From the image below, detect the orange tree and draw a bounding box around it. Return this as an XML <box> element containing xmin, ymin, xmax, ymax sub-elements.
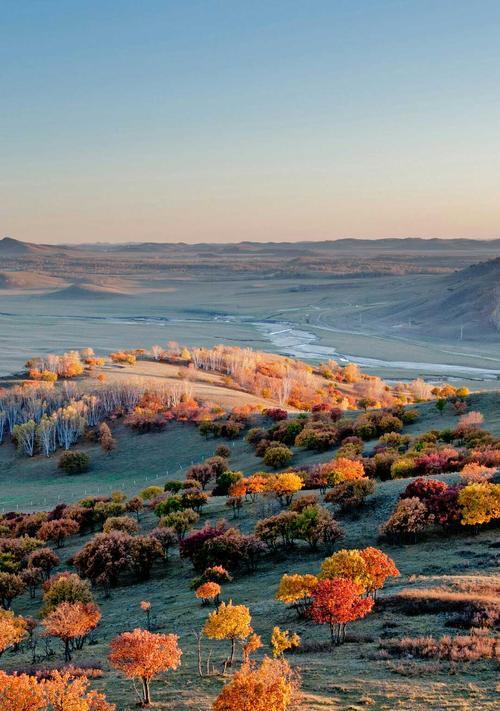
<box><xmin>195</xmin><ymin>582</ymin><xmax>221</xmax><ymax>606</ymax></box>
<box><xmin>109</xmin><ymin>628</ymin><xmax>182</xmax><ymax>706</ymax></box>
<box><xmin>0</xmin><ymin>609</ymin><xmax>27</xmax><ymax>654</ymax></box>
<box><xmin>309</xmin><ymin>577</ymin><xmax>373</xmax><ymax>645</ymax></box>
<box><xmin>213</xmin><ymin>656</ymin><xmax>297</xmax><ymax>711</ymax></box>
<box><xmin>203</xmin><ymin>601</ymin><xmax>252</xmax><ymax>667</ymax></box>
<box><xmin>359</xmin><ymin>547</ymin><xmax>399</xmax><ymax>598</ymax></box>
<box><xmin>43</xmin><ymin>602</ymin><xmax>101</xmax><ymax>661</ymax></box>
<box><xmin>322</xmin><ymin>457</ymin><xmax>365</xmax><ymax>485</ymax></box>
<box><xmin>0</xmin><ymin>669</ymin><xmax>115</xmax><ymax>711</ymax></box>
<box><xmin>0</xmin><ymin>671</ymin><xmax>45</xmax><ymax>711</ymax></box>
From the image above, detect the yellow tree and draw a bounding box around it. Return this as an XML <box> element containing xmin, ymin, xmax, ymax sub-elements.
<box><xmin>269</xmin><ymin>473</ymin><xmax>303</xmax><ymax>506</ymax></box>
<box><xmin>319</xmin><ymin>549</ymin><xmax>371</xmax><ymax>592</ymax></box>
<box><xmin>271</xmin><ymin>627</ymin><xmax>300</xmax><ymax>658</ymax></box>
<box><xmin>203</xmin><ymin>601</ymin><xmax>252</xmax><ymax>667</ymax></box>
<box><xmin>275</xmin><ymin>573</ymin><xmax>318</xmax><ymax>617</ymax></box>
<box><xmin>109</xmin><ymin>628</ymin><xmax>182</xmax><ymax>706</ymax></box>
<box><xmin>0</xmin><ymin>609</ymin><xmax>27</xmax><ymax>654</ymax></box>
<box><xmin>458</xmin><ymin>482</ymin><xmax>500</xmax><ymax>527</ymax></box>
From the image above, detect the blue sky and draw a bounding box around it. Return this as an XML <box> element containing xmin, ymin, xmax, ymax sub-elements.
<box><xmin>1</xmin><ymin>0</ymin><xmax>499</xmax><ymax>243</ymax></box>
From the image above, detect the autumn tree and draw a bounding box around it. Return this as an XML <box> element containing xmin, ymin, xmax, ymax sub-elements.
<box><xmin>161</xmin><ymin>509</ymin><xmax>199</xmax><ymax>540</ymax></box>
<box><xmin>27</xmin><ymin>548</ymin><xmax>60</xmax><ymax>580</ymax></box>
<box><xmin>195</xmin><ymin>581</ymin><xmax>221</xmax><ymax>606</ymax></box>
<box><xmin>275</xmin><ymin>573</ymin><xmax>318</xmax><ymax>618</ymax></box>
<box><xmin>109</xmin><ymin>628</ymin><xmax>182</xmax><ymax>706</ymax></box>
<box><xmin>319</xmin><ymin>549</ymin><xmax>371</xmax><ymax>592</ymax></box>
<box><xmin>42</xmin><ymin>572</ymin><xmax>94</xmax><ymax>616</ymax></box>
<box><xmin>38</xmin><ymin>519</ymin><xmax>79</xmax><ymax>548</ymax></box>
<box><xmin>271</xmin><ymin>626</ymin><xmax>300</xmax><ymax>658</ymax></box>
<box><xmin>263</xmin><ymin>445</ymin><xmax>293</xmax><ymax>470</ymax></box>
<box><xmin>380</xmin><ymin>497</ymin><xmax>431</xmax><ymax>542</ymax></box>
<box><xmin>0</xmin><ymin>670</ymin><xmax>45</xmax><ymax>710</ymax></box>
<box><xmin>269</xmin><ymin>472</ymin><xmax>303</xmax><ymax>505</ymax></box>
<box><xmin>74</xmin><ymin>531</ymin><xmax>131</xmax><ymax>593</ymax></box>
<box><xmin>458</xmin><ymin>482</ymin><xmax>500</xmax><ymax>528</ymax></box>
<box><xmin>0</xmin><ymin>572</ymin><xmax>26</xmax><ymax>609</ymax></box>
<box><xmin>0</xmin><ymin>669</ymin><xmax>115</xmax><ymax>711</ymax></box>
<box><xmin>310</xmin><ymin>578</ymin><xmax>373</xmax><ymax>644</ymax></box>
<box><xmin>203</xmin><ymin>601</ymin><xmax>252</xmax><ymax>667</ymax></box>
<box><xmin>0</xmin><ymin>609</ymin><xmax>27</xmax><ymax>653</ymax></box>
<box><xmin>99</xmin><ymin>422</ymin><xmax>116</xmax><ymax>454</ymax></box>
<box><xmin>359</xmin><ymin>547</ymin><xmax>399</xmax><ymax>598</ymax></box>
<box><xmin>323</xmin><ymin>457</ymin><xmax>365</xmax><ymax>485</ymax></box>
<box><xmin>102</xmin><ymin>515</ymin><xmax>139</xmax><ymax>535</ymax></box>
<box><xmin>43</xmin><ymin>601</ymin><xmax>101</xmax><ymax>661</ymax></box>
<box><xmin>213</xmin><ymin>657</ymin><xmax>297</xmax><ymax>711</ymax></box>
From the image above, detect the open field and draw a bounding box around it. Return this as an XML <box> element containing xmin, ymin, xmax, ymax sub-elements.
<box><xmin>2</xmin><ymin>448</ymin><xmax>498</xmax><ymax>709</ymax></box>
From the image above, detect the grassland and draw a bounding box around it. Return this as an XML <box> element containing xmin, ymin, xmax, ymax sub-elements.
<box><xmin>0</xmin><ymin>390</ymin><xmax>498</xmax><ymax>710</ymax></box>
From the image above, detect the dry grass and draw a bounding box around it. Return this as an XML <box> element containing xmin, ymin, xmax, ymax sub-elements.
<box><xmin>381</xmin><ymin>632</ymin><xmax>499</xmax><ymax>661</ymax></box>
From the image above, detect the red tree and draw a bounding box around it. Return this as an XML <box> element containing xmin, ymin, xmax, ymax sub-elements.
<box><xmin>309</xmin><ymin>578</ymin><xmax>373</xmax><ymax>644</ymax></box>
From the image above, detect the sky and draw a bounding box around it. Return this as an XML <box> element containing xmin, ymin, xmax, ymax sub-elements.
<box><xmin>1</xmin><ymin>0</ymin><xmax>500</xmax><ymax>244</ymax></box>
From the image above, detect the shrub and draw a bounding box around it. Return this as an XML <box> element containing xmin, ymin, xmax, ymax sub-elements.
<box><xmin>27</xmin><ymin>548</ymin><xmax>60</xmax><ymax>580</ymax></box>
<box><xmin>160</xmin><ymin>509</ymin><xmax>199</xmax><ymax>540</ymax></box>
<box><xmin>0</xmin><ymin>572</ymin><xmax>26</xmax><ymax>608</ymax></box>
<box><xmin>294</xmin><ymin>506</ymin><xmax>344</xmax><ymax>551</ymax></box>
<box><xmin>154</xmin><ymin>495</ymin><xmax>183</xmax><ymax>517</ymax></box>
<box><xmin>128</xmin><ymin>536</ymin><xmax>163</xmax><ymax>581</ymax></box>
<box><xmin>42</xmin><ymin>572</ymin><xmax>93</xmax><ymax>616</ymax></box>
<box><xmin>380</xmin><ymin>497</ymin><xmax>431</xmax><ymax>542</ymax></box>
<box><xmin>103</xmin><ymin>515</ymin><xmax>139</xmax><ymax>535</ymax></box>
<box><xmin>38</xmin><ymin>519</ymin><xmax>80</xmax><ymax>548</ymax></box>
<box><xmin>164</xmin><ymin>480</ymin><xmax>184</xmax><ymax>493</ymax></box>
<box><xmin>58</xmin><ymin>451</ymin><xmax>90</xmax><ymax>475</ymax></box>
<box><xmin>213</xmin><ymin>470</ymin><xmax>243</xmax><ymax>496</ymax></box>
<box><xmin>458</xmin><ymin>482</ymin><xmax>500</xmax><ymax>527</ymax></box>
<box><xmin>213</xmin><ymin>656</ymin><xmax>297</xmax><ymax>711</ymax></box>
<box><xmin>289</xmin><ymin>494</ymin><xmax>319</xmax><ymax>512</ymax></box>
<box><xmin>74</xmin><ymin>531</ymin><xmax>132</xmax><ymax>592</ymax></box>
<box><xmin>149</xmin><ymin>527</ymin><xmax>177</xmax><ymax>560</ymax></box>
<box><xmin>139</xmin><ymin>485</ymin><xmax>163</xmax><ymax>501</ymax></box>
<box><xmin>325</xmin><ymin>478</ymin><xmax>375</xmax><ymax>511</ymax></box>
<box><xmin>380</xmin><ymin>633</ymin><xmax>499</xmax><ymax>661</ymax></box>
<box><xmin>263</xmin><ymin>445</ymin><xmax>293</xmax><ymax>469</ymax></box>
<box><xmin>390</xmin><ymin>457</ymin><xmax>417</xmax><ymax>479</ymax></box>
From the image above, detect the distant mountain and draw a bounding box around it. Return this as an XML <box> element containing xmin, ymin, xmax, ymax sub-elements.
<box><xmin>375</xmin><ymin>257</ymin><xmax>500</xmax><ymax>336</ymax></box>
<box><xmin>0</xmin><ymin>271</ymin><xmax>66</xmax><ymax>289</ymax></box>
<box><xmin>0</xmin><ymin>237</ymin><xmax>50</xmax><ymax>255</ymax></box>
<box><xmin>41</xmin><ymin>283</ymin><xmax>132</xmax><ymax>300</ymax></box>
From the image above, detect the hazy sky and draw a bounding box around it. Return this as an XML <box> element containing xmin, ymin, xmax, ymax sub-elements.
<box><xmin>2</xmin><ymin>1</ymin><xmax>500</xmax><ymax>244</ymax></box>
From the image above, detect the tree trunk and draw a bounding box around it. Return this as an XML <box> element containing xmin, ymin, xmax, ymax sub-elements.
<box><xmin>64</xmin><ymin>638</ymin><xmax>72</xmax><ymax>662</ymax></box>
<box><xmin>229</xmin><ymin>637</ymin><xmax>236</xmax><ymax>667</ymax></box>
<box><xmin>142</xmin><ymin>678</ymin><xmax>151</xmax><ymax>705</ymax></box>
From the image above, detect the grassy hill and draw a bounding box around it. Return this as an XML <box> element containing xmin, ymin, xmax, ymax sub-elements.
<box><xmin>0</xmin><ymin>391</ymin><xmax>498</xmax><ymax>709</ymax></box>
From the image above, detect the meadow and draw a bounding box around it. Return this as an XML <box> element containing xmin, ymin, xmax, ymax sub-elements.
<box><xmin>0</xmin><ymin>346</ymin><xmax>498</xmax><ymax>709</ymax></box>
